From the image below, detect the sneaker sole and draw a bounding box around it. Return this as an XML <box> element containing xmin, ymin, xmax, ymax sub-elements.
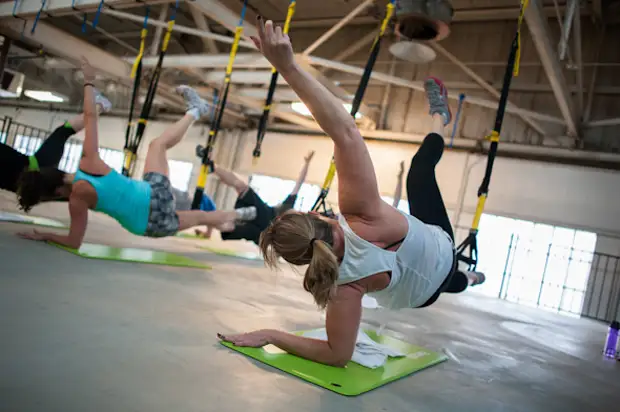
<box><xmin>425</xmin><ymin>77</ymin><xmax>452</xmax><ymax>122</ymax></box>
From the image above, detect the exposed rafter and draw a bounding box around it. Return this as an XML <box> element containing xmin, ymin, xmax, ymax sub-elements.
<box><xmin>302</xmin><ymin>0</ymin><xmax>374</xmax><ymax>56</ymax></box>
<box><xmin>188</xmin><ymin>3</ymin><xmax>219</xmax><ymax>54</ymax></box>
<box><xmin>524</xmin><ymin>0</ymin><xmax>579</xmax><ymax>136</ymax></box>
<box><xmin>429</xmin><ymin>41</ymin><xmax>546</xmax><ymax>135</ymax></box>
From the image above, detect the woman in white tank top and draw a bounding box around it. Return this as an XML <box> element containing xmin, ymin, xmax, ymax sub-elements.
<box><xmin>218</xmin><ymin>18</ymin><xmax>485</xmax><ymax>366</ymax></box>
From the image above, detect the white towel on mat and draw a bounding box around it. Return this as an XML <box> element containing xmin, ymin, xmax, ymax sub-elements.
<box><xmin>302</xmin><ymin>328</ymin><xmax>404</xmax><ymax>369</ymax></box>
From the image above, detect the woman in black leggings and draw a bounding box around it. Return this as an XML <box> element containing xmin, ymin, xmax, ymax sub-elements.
<box><xmin>1</xmin><ymin>90</ymin><xmax>111</xmax><ymax>210</ymax></box>
<box><xmin>218</xmin><ymin>18</ymin><xmax>486</xmax><ymax>365</ymax></box>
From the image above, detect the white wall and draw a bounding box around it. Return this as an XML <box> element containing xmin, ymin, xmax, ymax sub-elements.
<box><xmin>5</xmin><ymin>107</ymin><xmax>620</xmax><ymax>236</ymax></box>
<box><xmin>237</xmin><ymin>131</ymin><xmax>620</xmax><ymax>237</ymax></box>
<box><xmin>4</xmin><ymin>107</ymin><xmax>620</xmax><ymax>318</ymax></box>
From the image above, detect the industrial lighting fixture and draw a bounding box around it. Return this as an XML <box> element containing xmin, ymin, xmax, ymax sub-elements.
<box><xmin>291</xmin><ymin>101</ymin><xmax>363</xmax><ymax>119</ymax></box>
<box><xmin>23</xmin><ymin>90</ymin><xmax>66</xmax><ymax>103</ymax></box>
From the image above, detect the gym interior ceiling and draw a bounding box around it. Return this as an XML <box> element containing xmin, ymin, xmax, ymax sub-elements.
<box><xmin>1</xmin><ymin>0</ymin><xmax>620</xmax><ymax>168</ymax></box>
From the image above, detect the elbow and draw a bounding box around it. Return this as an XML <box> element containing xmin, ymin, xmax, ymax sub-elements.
<box><xmin>329</xmin><ymin>357</ymin><xmax>350</xmax><ymax>368</ymax></box>
<box><xmin>66</xmin><ymin>240</ymin><xmax>82</xmax><ymax>250</ymax></box>
<box><xmin>325</xmin><ymin>350</ymin><xmax>352</xmax><ymax>368</ymax></box>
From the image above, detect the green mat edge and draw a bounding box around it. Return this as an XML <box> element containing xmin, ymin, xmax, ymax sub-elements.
<box><xmin>0</xmin><ymin>212</ymin><xmax>67</xmax><ymax>229</ymax></box>
<box><xmin>220</xmin><ymin>329</ymin><xmax>448</xmax><ymax>396</ymax></box>
<box><xmin>49</xmin><ymin>242</ymin><xmax>212</xmax><ymax>269</ymax></box>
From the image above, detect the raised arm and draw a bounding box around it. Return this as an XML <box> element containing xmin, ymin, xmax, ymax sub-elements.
<box><xmin>81</xmin><ymin>58</ymin><xmax>100</xmax><ymax>159</ymax></box>
<box><xmin>291</xmin><ymin>150</ymin><xmax>314</xmax><ymax>195</ymax></box>
<box><xmin>251</xmin><ymin>19</ymin><xmax>382</xmax><ymax>217</ymax></box>
<box><xmin>392</xmin><ymin>161</ymin><xmax>404</xmax><ymax>208</ymax></box>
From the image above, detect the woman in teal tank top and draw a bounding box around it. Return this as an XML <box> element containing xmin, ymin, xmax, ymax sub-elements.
<box><xmin>17</xmin><ymin>58</ymin><xmax>255</xmax><ymax>249</ymax></box>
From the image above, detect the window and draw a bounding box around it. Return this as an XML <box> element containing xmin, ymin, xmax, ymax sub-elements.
<box><xmin>58</xmin><ymin>140</ymin><xmax>83</xmax><ymax>173</ymax></box>
<box><xmin>168</xmin><ymin>159</ymin><xmax>194</xmax><ymax>192</ymax></box>
<box><xmin>12</xmin><ymin>135</ymin><xmax>42</xmax><ymax>155</ymax></box>
<box><xmin>472</xmin><ymin>213</ymin><xmax>597</xmax><ymax>317</ymax></box>
<box><xmin>99</xmin><ymin>148</ymin><xmax>124</xmax><ymax>173</ymax></box>
<box><xmin>381</xmin><ymin>195</ymin><xmax>410</xmax><ymax>213</ymax></box>
<box><xmin>250</xmin><ymin>174</ymin><xmax>321</xmax><ymax>212</ymax></box>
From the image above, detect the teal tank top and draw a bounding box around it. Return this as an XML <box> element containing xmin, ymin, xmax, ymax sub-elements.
<box><xmin>74</xmin><ymin>169</ymin><xmax>152</xmax><ymax>235</ymax></box>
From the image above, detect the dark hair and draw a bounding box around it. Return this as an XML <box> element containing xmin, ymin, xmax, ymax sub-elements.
<box><xmin>17</xmin><ymin>167</ymin><xmax>67</xmax><ymax>212</ymax></box>
<box><xmin>259</xmin><ymin>213</ymin><xmax>337</xmax><ymax>308</ymax></box>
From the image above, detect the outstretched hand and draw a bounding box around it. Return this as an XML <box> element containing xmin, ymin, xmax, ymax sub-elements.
<box><xmin>81</xmin><ymin>56</ymin><xmax>95</xmax><ymax>83</ymax></box>
<box><xmin>217</xmin><ymin>330</ymin><xmax>272</xmax><ymax>348</ymax></box>
<box><xmin>250</xmin><ymin>17</ymin><xmax>295</xmax><ymax>74</ymax></box>
<box><xmin>17</xmin><ymin>229</ymin><xmax>50</xmax><ymax>242</ymax></box>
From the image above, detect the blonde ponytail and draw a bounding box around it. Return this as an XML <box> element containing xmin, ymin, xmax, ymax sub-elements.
<box><xmin>259</xmin><ymin>212</ymin><xmax>338</xmax><ymax>307</ymax></box>
<box><xmin>303</xmin><ymin>239</ymin><xmax>339</xmax><ymax>308</ymax></box>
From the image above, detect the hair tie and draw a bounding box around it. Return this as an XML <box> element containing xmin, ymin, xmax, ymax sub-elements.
<box><xmin>310</xmin><ymin>238</ymin><xmax>318</xmax><ymax>247</ymax></box>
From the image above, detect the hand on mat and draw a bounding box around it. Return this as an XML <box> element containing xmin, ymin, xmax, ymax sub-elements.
<box><xmin>218</xmin><ymin>330</ymin><xmax>272</xmax><ymax>347</ymax></box>
<box><xmin>304</xmin><ymin>150</ymin><xmax>315</xmax><ymax>163</ymax></box>
<box><xmin>81</xmin><ymin>56</ymin><xmax>95</xmax><ymax>82</ymax></box>
<box><xmin>17</xmin><ymin>229</ymin><xmax>49</xmax><ymax>241</ymax></box>
<box><xmin>251</xmin><ymin>17</ymin><xmax>294</xmax><ymax>74</ymax></box>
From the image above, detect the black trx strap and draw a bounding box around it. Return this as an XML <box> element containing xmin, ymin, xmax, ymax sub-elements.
<box><xmin>123</xmin><ymin>7</ymin><xmax>149</xmax><ymax>176</ymax></box>
<box><xmin>311</xmin><ymin>0</ymin><xmax>396</xmax><ymax>215</ymax></box>
<box><xmin>456</xmin><ymin>0</ymin><xmax>529</xmax><ymax>270</ymax></box>
<box><xmin>122</xmin><ymin>1</ymin><xmax>178</xmax><ymax>177</ymax></box>
<box><xmin>191</xmin><ymin>0</ymin><xmax>249</xmax><ymax>210</ymax></box>
<box><xmin>252</xmin><ymin>0</ymin><xmax>296</xmax><ymax>162</ymax></box>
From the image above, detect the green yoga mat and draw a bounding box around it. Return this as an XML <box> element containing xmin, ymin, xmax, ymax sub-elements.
<box><xmin>50</xmin><ymin>242</ymin><xmax>211</xmax><ymax>269</ymax></box>
<box><xmin>199</xmin><ymin>245</ymin><xmax>263</xmax><ymax>261</ymax></box>
<box><xmin>0</xmin><ymin>211</ymin><xmax>65</xmax><ymax>228</ymax></box>
<box><xmin>221</xmin><ymin>329</ymin><xmax>447</xmax><ymax>396</ymax></box>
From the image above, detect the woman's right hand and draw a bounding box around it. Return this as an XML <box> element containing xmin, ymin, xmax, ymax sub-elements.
<box><xmin>81</xmin><ymin>56</ymin><xmax>96</xmax><ymax>83</ymax></box>
<box><xmin>250</xmin><ymin>17</ymin><xmax>295</xmax><ymax>74</ymax></box>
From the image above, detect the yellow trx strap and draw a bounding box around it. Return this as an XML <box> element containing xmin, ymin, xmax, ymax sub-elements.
<box><xmin>191</xmin><ymin>0</ymin><xmax>249</xmax><ymax>210</ymax></box>
<box><xmin>312</xmin><ymin>0</ymin><xmax>394</xmax><ymax>213</ymax></box>
<box><xmin>131</xmin><ymin>28</ymin><xmax>148</xmax><ymax>79</ymax></box>
<box><xmin>514</xmin><ymin>0</ymin><xmax>529</xmax><ymax>76</ymax></box>
<box><xmin>252</xmin><ymin>0</ymin><xmax>296</xmax><ymax>166</ymax></box>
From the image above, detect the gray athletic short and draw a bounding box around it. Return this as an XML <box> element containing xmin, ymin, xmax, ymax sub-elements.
<box><xmin>143</xmin><ymin>172</ymin><xmax>180</xmax><ymax>237</ymax></box>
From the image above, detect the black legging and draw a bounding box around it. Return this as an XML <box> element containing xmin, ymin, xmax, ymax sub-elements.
<box><xmin>407</xmin><ymin>133</ymin><xmax>468</xmax><ymax>307</ymax></box>
<box><xmin>34</xmin><ymin>125</ymin><xmax>75</xmax><ymax>167</ymax></box>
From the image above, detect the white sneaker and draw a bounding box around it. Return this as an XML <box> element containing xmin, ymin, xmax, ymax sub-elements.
<box><xmin>94</xmin><ymin>89</ymin><xmax>112</xmax><ymax>113</ymax></box>
<box><xmin>176</xmin><ymin>85</ymin><xmax>210</xmax><ymax>118</ymax></box>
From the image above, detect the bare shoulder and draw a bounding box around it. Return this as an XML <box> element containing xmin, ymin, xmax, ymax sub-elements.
<box><xmin>343</xmin><ymin>202</ymin><xmax>408</xmax><ymax>244</ymax></box>
<box><xmin>71</xmin><ymin>180</ymin><xmax>98</xmax><ymax>207</ymax></box>
<box><xmin>78</xmin><ymin>156</ymin><xmax>111</xmax><ymax>176</ymax></box>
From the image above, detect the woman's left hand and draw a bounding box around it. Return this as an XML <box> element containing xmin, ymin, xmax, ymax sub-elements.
<box><xmin>217</xmin><ymin>330</ymin><xmax>273</xmax><ymax>347</ymax></box>
<box><xmin>17</xmin><ymin>229</ymin><xmax>49</xmax><ymax>241</ymax></box>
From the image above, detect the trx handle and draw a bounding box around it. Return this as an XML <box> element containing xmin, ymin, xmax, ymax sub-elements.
<box><xmin>311</xmin><ymin>0</ymin><xmax>395</xmax><ymax>213</ymax></box>
<box><xmin>192</xmin><ymin>0</ymin><xmax>249</xmax><ymax>210</ymax></box>
<box><xmin>457</xmin><ymin>0</ymin><xmax>529</xmax><ymax>269</ymax></box>
<box><xmin>253</xmin><ymin>0</ymin><xmax>297</xmax><ymax>161</ymax></box>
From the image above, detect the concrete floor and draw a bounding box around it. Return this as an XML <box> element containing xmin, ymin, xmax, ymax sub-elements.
<box><xmin>1</xmin><ymin>193</ymin><xmax>619</xmax><ymax>412</ymax></box>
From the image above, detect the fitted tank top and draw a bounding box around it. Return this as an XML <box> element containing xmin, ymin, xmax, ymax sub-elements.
<box><xmin>73</xmin><ymin>169</ymin><xmax>152</xmax><ymax>236</ymax></box>
<box><xmin>336</xmin><ymin>210</ymin><xmax>455</xmax><ymax>309</ymax></box>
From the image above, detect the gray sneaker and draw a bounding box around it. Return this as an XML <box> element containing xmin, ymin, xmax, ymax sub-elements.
<box><xmin>235</xmin><ymin>206</ymin><xmax>257</xmax><ymax>222</ymax></box>
<box><xmin>176</xmin><ymin>85</ymin><xmax>210</xmax><ymax>118</ymax></box>
<box><xmin>424</xmin><ymin>77</ymin><xmax>451</xmax><ymax>126</ymax></box>
<box><xmin>94</xmin><ymin>89</ymin><xmax>112</xmax><ymax>113</ymax></box>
